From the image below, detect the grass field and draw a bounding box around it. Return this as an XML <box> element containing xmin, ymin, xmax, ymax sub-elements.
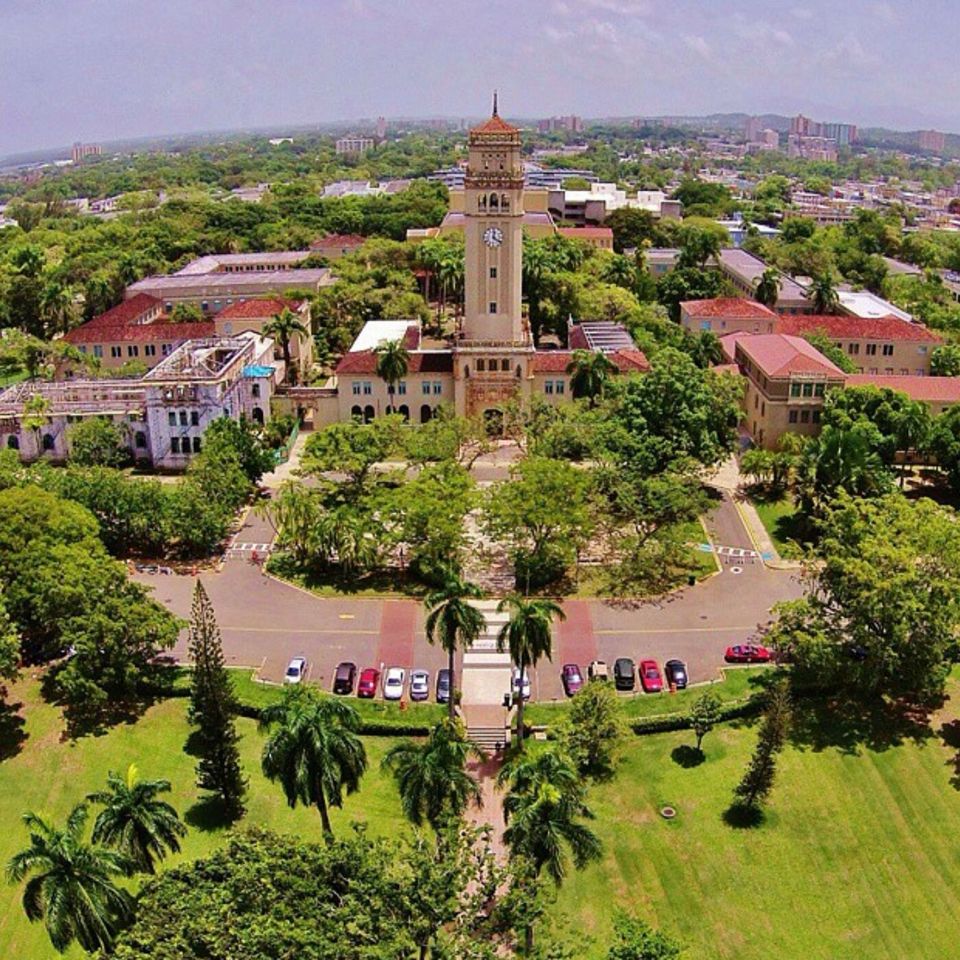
<box><xmin>524</xmin><ymin>667</ymin><xmax>766</xmax><ymax>727</ymax></box>
<box><xmin>751</xmin><ymin>494</ymin><xmax>806</xmax><ymax>558</ymax></box>
<box><xmin>0</xmin><ymin>679</ymin><xmax>404</xmax><ymax>960</ymax></box>
<box><xmin>548</xmin><ymin>693</ymin><xmax>960</xmax><ymax>960</ymax></box>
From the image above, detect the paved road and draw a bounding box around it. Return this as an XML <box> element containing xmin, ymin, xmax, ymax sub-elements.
<box><xmin>136</xmin><ymin>488</ymin><xmax>801</xmax><ymax>705</ymax></box>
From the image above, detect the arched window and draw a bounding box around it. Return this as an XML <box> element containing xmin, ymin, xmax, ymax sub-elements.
<box><xmin>42</xmin><ymin>433</ymin><xmax>55</xmax><ymax>452</ymax></box>
<box><xmin>363</xmin><ymin>405</ymin><xmax>375</xmax><ymax>423</ymax></box>
<box><xmin>351</xmin><ymin>405</ymin><xmax>363</xmax><ymax>420</ymax></box>
<box><xmin>501</xmin><ymin>194</ymin><xmax>509</xmax><ymax>211</ymax></box>
<box><xmin>6</xmin><ymin>435</ymin><xmax>18</xmax><ymax>450</ymax></box>
<box><xmin>516</xmin><ymin>364</ymin><xmax>523</xmax><ymax>379</ymax></box>
<box><xmin>251</xmin><ymin>383</ymin><xmax>261</xmax><ymax>398</ymax></box>
<box><xmin>397</xmin><ymin>404</ymin><xmax>409</xmax><ymax>422</ymax></box>
<box><xmin>478</xmin><ymin>195</ymin><xmax>487</xmax><ymax>211</ymax></box>
<box><xmin>489</xmin><ymin>193</ymin><xmax>499</xmax><ymax>209</ymax></box>
<box><xmin>420</xmin><ymin>404</ymin><xmax>432</xmax><ymax>424</ymax></box>
<box><xmin>134</xmin><ymin>431</ymin><xmax>146</xmax><ymax>449</ymax></box>
<box><xmin>464</xmin><ymin>364</ymin><xmax>470</xmax><ymax>379</ymax></box>
<box><xmin>192</xmin><ymin>436</ymin><xmax>202</xmax><ymax>453</ymax></box>
<box><xmin>251</xmin><ymin>406</ymin><xmax>264</xmax><ymax>425</ymax></box>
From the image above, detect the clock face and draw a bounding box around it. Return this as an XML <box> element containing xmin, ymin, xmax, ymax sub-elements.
<box><xmin>483</xmin><ymin>226</ymin><xmax>504</xmax><ymax>248</ymax></box>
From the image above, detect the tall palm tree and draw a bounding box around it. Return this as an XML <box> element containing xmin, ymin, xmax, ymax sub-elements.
<box><xmin>565</xmin><ymin>349</ymin><xmax>618</xmax><ymax>407</ymax></box>
<box><xmin>259</xmin><ymin>687</ymin><xmax>367</xmax><ymax>841</ymax></box>
<box><xmin>496</xmin><ymin>595</ymin><xmax>566</xmax><ymax>749</ymax></box>
<box><xmin>497</xmin><ymin>750</ymin><xmax>601</xmax><ymax>949</ymax></box>
<box><xmin>263</xmin><ymin>306</ymin><xmax>308</xmax><ymax>385</ymax></box>
<box><xmin>424</xmin><ymin>572</ymin><xmax>486</xmax><ymax>721</ymax></box>
<box><xmin>895</xmin><ymin>400</ymin><xmax>931</xmax><ymax>487</ymax></box>
<box><xmin>39</xmin><ymin>281</ymin><xmax>77</xmax><ymax>337</ymax></box>
<box><xmin>522</xmin><ymin>237</ymin><xmax>551</xmax><ymax>345</ymax></box>
<box><xmin>375</xmin><ymin>338</ymin><xmax>410</xmax><ymax>414</ymax></box>
<box><xmin>437</xmin><ymin>249</ymin><xmax>465</xmax><ymax>330</ymax></box>
<box><xmin>810</xmin><ymin>273</ymin><xmax>840</xmax><ymax>314</ymax></box>
<box><xmin>86</xmin><ymin>764</ymin><xmax>187</xmax><ymax>874</ymax></box>
<box><xmin>754</xmin><ymin>267</ymin><xmax>781</xmax><ymax>309</ymax></box>
<box><xmin>381</xmin><ymin>718</ymin><xmax>483</xmax><ymax>829</ymax></box>
<box><xmin>6</xmin><ymin>804</ymin><xmax>135</xmax><ymax>955</ymax></box>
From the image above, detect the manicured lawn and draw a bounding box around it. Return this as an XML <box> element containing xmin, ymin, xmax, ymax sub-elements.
<box><xmin>0</xmin><ymin>679</ymin><xmax>405</xmax><ymax>960</ymax></box>
<box><xmin>524</xmin><ymin>667</ymin><xmax>768</xmax><ymax>727</ymax></box>
<box><xmin>751</xmin><ymin>494</ymin><xmax>806</xmax><ymax>558</ymax></box>
<box><xmin>548</xmin><ymin>695</ymin><xmax>960</xmax><ymax>960</ymax></box>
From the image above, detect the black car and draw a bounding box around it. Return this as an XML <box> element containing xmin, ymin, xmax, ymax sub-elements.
<box><xmin>436</xmin><ymin>668</ymin><xmax>452</xmax><ymax>703</ymax></box>
<box><xmin>332</xmin><ymin>661</ymin><xmax>357</xmax><ymax>695</ymax></box>
<box><xmin>613</xmin><ymin>657</ymin><xmax>635</xmax><ymax>691</ymax></box>
<box><xmin>664</xmin><ymin>659</ymin><xmax>688</xmax><ymax>689</ymax></box>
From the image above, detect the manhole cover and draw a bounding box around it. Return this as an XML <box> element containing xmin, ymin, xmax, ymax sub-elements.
<box><xmin>730</xmin><ymin>566</ymin><xmax>743</xmax><ymax>575</ymax></box>
<box><xmin>660</xmin><ymin>806</ymin><xmax>677</xmax><ymax>820</ymax></box>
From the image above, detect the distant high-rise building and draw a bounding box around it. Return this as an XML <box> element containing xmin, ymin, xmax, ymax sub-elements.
<box><xmin>375</xmin><ymin>116</ymin><xmax>387</xmax><ymax>139</ymax></box>
<box><xmin>744</xmin><ymin>116</ymin><xmax>763</xmax><ymax>142</ymax></box>
<box><xmin>789</xmin><ymin>115</ymin><xmax>856</xmax><ymax>146</ymax></box>
<box><xmin>71</xmin><ymin>142</ymin><xmax>102</xmax><ymax>163</ymax></box>
<box><xmin>537</xmin><ymin>115</ymin><xmax>584</xmax><ymax>134</ymax></box>
<box><xmin>919</xmin><ymin>129</ymin><xmax>946</xmax><ymax>153</ymax></box>
<box><xmin>335</xmin><ymin>136</ymin><xmax>375</xmax><ymax>156</ymax></box>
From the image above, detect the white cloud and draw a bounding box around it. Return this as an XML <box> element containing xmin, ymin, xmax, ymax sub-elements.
<box><xmin>735</xmin><ymin>21</ymin><xmax>795</xmax><ymax>46</ymax></box>
<box><xmin>819</xmin><ymin>35</ymin><xmax>880</xmax><ymax>69</ymax></box>
<box><xmin>562</xmin><ymin>0</ymin><xmax>650</xmax><ymax>14</ymax></box>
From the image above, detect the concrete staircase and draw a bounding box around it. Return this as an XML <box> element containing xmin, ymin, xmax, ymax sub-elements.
<box><xmin>461</xmin><ymin>600</ymin><xmax>514</xmax><ymax>709</ymax></box>
<box><xmin>467</xmin><ymin>725</ymin><xmax>509</xmax><ymax>753</ymax></box>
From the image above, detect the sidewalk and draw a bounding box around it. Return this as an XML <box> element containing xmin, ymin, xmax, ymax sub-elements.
<box><xmin>733</xmin><ymin>497</ymin><xmax>802</xmax><ymax>571</ymax></box>
<box><xmin>262</xmin><ymin>432</ymin><xmax>309</xmax><ymax>489</ymax></box>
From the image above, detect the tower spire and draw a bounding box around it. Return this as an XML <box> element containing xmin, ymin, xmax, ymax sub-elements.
<box><xmin>492</xmin><ymin>89</ymin><xmax>499</xmax><ymax>117</ymax></box>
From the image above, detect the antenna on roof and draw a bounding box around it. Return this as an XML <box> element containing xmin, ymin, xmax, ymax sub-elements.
<box><xmin>492</xmin><ymin>89</ymin><xmax>499</xmax><ymax>117</ymax></box>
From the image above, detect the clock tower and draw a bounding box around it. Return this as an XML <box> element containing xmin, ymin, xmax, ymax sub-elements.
<box><xmin>461</xmin><ymin>92</ymin><xmax>526</xmax><ymax>345</ymax></box>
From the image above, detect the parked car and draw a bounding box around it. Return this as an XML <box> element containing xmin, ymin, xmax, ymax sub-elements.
<box><xmin>511</xmin><ymin>666</ymin><xmax>531</xmax><ymax>701</ymax></box>
<box><xmin>588</xmin><ymin>659</ymin><xmax>609</xmax><ymax>682</ymax></box>
<box><xmin>332</xmin><ymin>661</ymin><xmax>357</xmax><ymax>695</ymax></box>
<box><xmin>724</xmin><ymin>644</ymin><xmax>771</xmax><ymax>664</ymax></box>
<box><xmin>561</xmin><ymin>663</ymin><xmax>584</xmax><ymax>697</ymax></box>
<box><xmin>284</xmin><ymin>656</ymin><xmax>307</xmax><ymax>685</ymax></box>
<box><xmin>436</xmin><ymin>668</ymin><xmax>452</xmax><ymax>703</ymax></box>
<box><xmin>357</xmin><ymin>667</ymin><xmax>380</xmax><ymax>699</ymax></box>
<box><xmin>409</xmin><ymin>669</ymin><xmax>430</xmax><ymax>701</ymax></box>
<box><xmin>664</xmin><ymin>659</ymin><xmax>688</xmax><ymax>689</ymax></box>
<box><xmin>383</xmin><ymin>666</ymin><xmax>406</xmax><ymax>701</ymax></box>
<box><xmin>639</xmin><ymin>659</ymin><xmax>663</xmax><ymax>693</ymax></box>
<box><xmin>613</xmin><ymin>657</ymin><xmax>636</xmax><ymax>691</ymax></box>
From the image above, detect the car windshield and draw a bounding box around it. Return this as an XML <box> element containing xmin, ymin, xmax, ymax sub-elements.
<box><xmin>286</xmin><ymin>665</ymin><xmax>300</xmax><ymax>676</ymax></box>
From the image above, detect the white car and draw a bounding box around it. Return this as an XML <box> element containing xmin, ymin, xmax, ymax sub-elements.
<box><xmin>284</xmin><ymin>656</ymin><xmax>307</xmax><ymax>685</ymax></box>
<box><xmin>383</xmin><ymin>666</ymin><xmax>406</xmax><ymax>701</ymax></box>
<box><xmin>409</xmin><ymin>669</ymin><xmax>430</xmax><ymax>702</ymax></box>
<box><xmin>511</xmin><ymin>666</ymin><xmax>531</xmax><ymax>701</ymax></box>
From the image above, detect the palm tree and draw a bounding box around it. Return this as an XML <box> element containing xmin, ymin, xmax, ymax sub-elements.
<box><xmin>895</xmin><ymin>400</ymin><xmax>931</xmax><ymax>487</ymax></box>
<box><xmin>497</xmin><ymin>750</ymin><xmax>601</xmax><ymax>950</ymax></box>
<box><xmin>375</xmin><ymin>338</ymin><xmax>410</xmax><ymax>414</ymax></box>
<box><xmin>565</xmin><ymin>349</ymin><xmax>618</xmax><ymax>407</ymax></box>
<box><xmin>424</xmin><ymin>572</ymin><xmax>486</xmax><ymax>721</ymax></box>
<box><xmin>437</xmin><ymin>249</ymin><xmax>465</xmax><ymax>330</ymax></box>
<box><xmin>6</xmin><ymin>804</ymin><xmax>135</xmax><ymax>955</ymax></box>
<box><xmin>39</xmin><ymin>281</ymin><xmax>76</xmax><ymax>336</ymax></box>
<box><xmin>522</xmin><ymin>237</ymin><xmax>551</xmax><ymax>345</ymax></box>
<box><xmin>754</xmin><ymin>267</ymin><xmax>781</xmax><ymax>309</ymax></box>
<box><xmin>259</xmin><ymin>687</ymin><xmax>367</xmax><ymax>840</ymax></box>
<box><xmin>810</xmin><ymin>273</ymin><xmax>840</xmax><ymax>314</ymax></box>
<box><xmin>86</xmin><ymin>763</ymin><xmax>187</xmax><ymax>874</ymax></box>
<box><xmin>263</xmin><ymin>307</ymin><xmax>308</xmax><ymax>385</ymax></box>
<box><xmin>381</xmin><ymin>718</ymin><xmax>483</xmax><ymax>829</ymax></box>
<box><xmin>496</xmin><ymin>595</ymin><xmax>566</xmax><ymax>750</ymax></box>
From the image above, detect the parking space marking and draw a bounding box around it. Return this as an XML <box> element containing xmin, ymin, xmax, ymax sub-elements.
<box><xmin>595</xmin><ymin>625</ymin><xmax>760</xmax><ymax>635</ymax></box>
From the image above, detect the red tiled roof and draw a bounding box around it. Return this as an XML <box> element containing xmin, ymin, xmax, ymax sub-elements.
<box><xmin>65</xmin><ymin>321</ymin><xmax>215</xmax><ymax>345</ymax></box>
<box><xmin>713</xmin><ymin>363</ymin><xmax>742</xmax><ymax>376</ymax></box>
<box><xmin>557</xmin><ymin>227</ymin><xmax>614</xmax><ymax>240</ymax></box>
<box><xmin>532</xmin><ymin>349</ymin><xmax>649</xmax><ymax>373</ymax></box>
<box><xmin>568</xmin><ymin>326</ymin><xmax>588</xmax><ymax>349</ymax></box>
<box><xmin>718</xmin><ymin>331</ymin><xmax>751</xmax><ymax>362</ymax></box>
<box><xmin>335</xmin><ymin>351</ymin><xmax>453</xmax><ymax>375</ymax></box>
<box><xmin>735</xmin><ymin>334</ymin><xmax>845</xmax><ymax>378</ymax></box>
<box><xmin>844</xmin><ymin>374</ymin><xmax>960</xmax><ymax>404</ymax></box>
<box><xmin>471</xmin><ymin>113</ymin><xmax>519</xmax><ymax>135</ymax></box>
<box><xmin>777</xmin><ymin>314</ymin><xmax>942</xmax><ymax>343</ymax></box>
<box><xmin>87</xmin><ymin>294</ymin><xmax>161</xmax><ymax>328</ymax></box>
<box><xmin>680</xmin><ymin>297</ymin><xmax>777</xmax><ymax>320</ymax></box>
<box><xmin>215</xmin><ymin>298</ymin><xmax>303</xmax><ymax>320</ymax></box>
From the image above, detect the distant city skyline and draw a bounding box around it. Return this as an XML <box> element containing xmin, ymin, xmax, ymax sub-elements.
<box><xmin>2</xmin><ymin>0</ymin><xmax>958</xmax><ymax>156</ymax></box>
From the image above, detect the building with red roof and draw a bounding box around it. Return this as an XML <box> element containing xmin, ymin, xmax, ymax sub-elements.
<box><xmin>214</xmin><ymin>298</ymin><xmax>313</xmax><ymax>380</ymax></box>
<box><xmin>777</xmin><ymin>313</ymin><xmax>941</xmax><ymax>375</ymax></box>
<box><xmin>680</xmin><ymin>297</ymin><xmax>778</xmax><ymax>336</ymax></box>
<box><xmin>84</xmin><ymin>293</ymin><xmax>163</xmax><ymax>329</ymax></box>
<box><xmin>844</xmin><ymin>374</ymin><xmax>960</xmax><ymax>416</ymax></box>
<box><xmin>309</xmin><ymin>234</ymin><xmax>366</xmax><ymax>259</ymax></box>
<box><xmin>731</xmin><ymin>333</ymin><xmax>846</xmax><ymax>448</ymax></box>
<box><xmin>557</xmin><ymin>226</ymin><xmax>614</xmax><ymax>250</ymax></box>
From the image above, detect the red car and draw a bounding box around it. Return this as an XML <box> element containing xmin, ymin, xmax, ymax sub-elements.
<box><xmin>724</xmin><ymin>644</ymin><xmax>771</xmax><ymax>664</ymax></box>
<box><xmin>639</xmin><ymin>659</ymin><xmax>663</xmax><ymax>693</ymax></box>
<box><xmin>357</xmin><ymin>667</ymin><xmax>380</xmax><ymax>698</ymax></box>
<box><xmin>561</xmin><ymin>663</ymin><xmax>584</xmax><ymax>697</ymax></box>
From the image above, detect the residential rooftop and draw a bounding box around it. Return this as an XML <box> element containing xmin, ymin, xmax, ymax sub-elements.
<box><xmin>778</xmin><ymin>313</ymin><xmax>940</xmax><ymax>342</ymax></box>
<box><xmin>735</xmin><ymin>333</ymin><xmax>845</xmax><ymax>378</ymax></box>
<box><xmin>681</xmin><ymin>297</ymin><xmax>778</xmax><ymax>319</ymax></box>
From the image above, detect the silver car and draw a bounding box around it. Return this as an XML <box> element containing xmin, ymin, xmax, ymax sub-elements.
<box><xmin>284</xmin><ymin>656</ymin><xmax>307</xmax><ymax>685</ymax></box>
<box><xmin>409</xmin><ymin>669</ymin><xmax>430</xmax><ymax>701</ymax></box>
<box><xmin>383</xmin><ymin>666</ymin><xmax>406</xmax><ymax>701</ymax></box>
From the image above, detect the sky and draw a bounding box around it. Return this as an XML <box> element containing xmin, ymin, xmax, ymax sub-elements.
<box><xmin>2</xmin><ymin>0</ymin><xmax>958</xmax><ymax>156</ymax></box>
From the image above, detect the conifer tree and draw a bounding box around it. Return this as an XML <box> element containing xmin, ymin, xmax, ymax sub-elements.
<box><xmin>187</xmin><ymin>581</ymin><xmax>246</xmax><ymax>817</ymax></box>
<box><xmin>733</xmin><ymin>680</ymin><xmax>791</xmax><ymax>811</ymax></box>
